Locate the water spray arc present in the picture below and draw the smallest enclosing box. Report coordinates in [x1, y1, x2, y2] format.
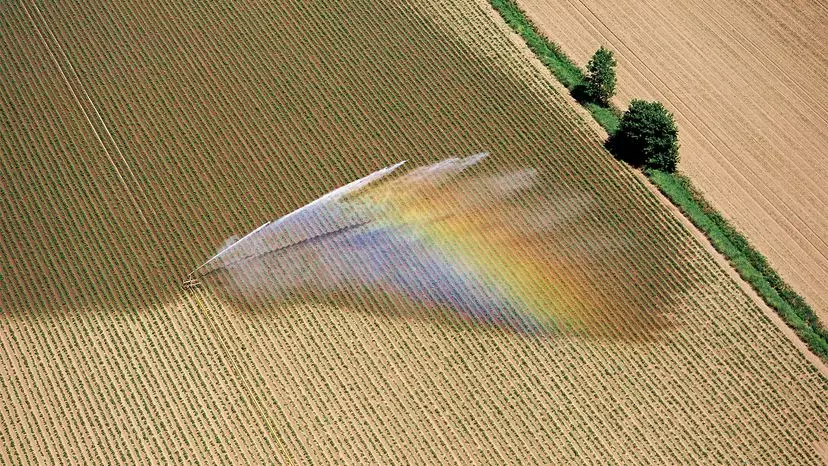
[183, 153, 649, 334]
[183, 160, 407, 290]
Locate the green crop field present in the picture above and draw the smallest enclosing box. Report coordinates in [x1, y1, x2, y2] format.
[1, 0, 826, 463]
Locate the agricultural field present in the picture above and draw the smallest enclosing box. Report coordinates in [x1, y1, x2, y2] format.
[1, 0, 827, 464]
[515, 0, 828, 325]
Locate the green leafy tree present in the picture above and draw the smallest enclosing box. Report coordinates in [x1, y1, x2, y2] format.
[607, 100, 679, 172]
[585, 47, 617, 105]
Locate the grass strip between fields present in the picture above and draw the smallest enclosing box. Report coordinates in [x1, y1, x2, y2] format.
[488, 0, 828, 361]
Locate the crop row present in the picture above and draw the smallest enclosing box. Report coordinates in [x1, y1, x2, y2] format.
[1, 0, 826, 463]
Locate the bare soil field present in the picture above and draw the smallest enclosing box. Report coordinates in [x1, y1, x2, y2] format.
[1, 0, 826, 463]
[516, 0, 828, 325]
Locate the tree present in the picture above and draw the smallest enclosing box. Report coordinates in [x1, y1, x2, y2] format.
[607, 100, 679, 172]
[585, 47, 617, 105]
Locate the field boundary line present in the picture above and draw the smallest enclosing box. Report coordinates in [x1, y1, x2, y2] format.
[561, 0, 828, 264]
[21, 1, 156, 232]
[189, 290, 296, 465]
[556, 0, 828, 350]
[485, 0, 828, 366]
[636, 171, 828, 378]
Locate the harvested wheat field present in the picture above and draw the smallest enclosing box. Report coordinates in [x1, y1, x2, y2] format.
[1, 0, 826, 463]
[516, 0, 828, 324]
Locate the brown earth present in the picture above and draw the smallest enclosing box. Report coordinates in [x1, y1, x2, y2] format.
[516, 0, 828, 325]
[1, 0, 826, 463]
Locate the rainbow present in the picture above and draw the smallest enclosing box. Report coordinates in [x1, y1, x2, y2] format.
[195, 154, 592, 332]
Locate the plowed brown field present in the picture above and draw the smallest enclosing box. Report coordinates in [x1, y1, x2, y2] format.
[1, 0, 826, 463]
[516, 0, 828, 324]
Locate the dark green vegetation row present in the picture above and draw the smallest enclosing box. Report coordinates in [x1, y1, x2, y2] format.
[647, 171, 828, 359]
[488, 0, 828, 360]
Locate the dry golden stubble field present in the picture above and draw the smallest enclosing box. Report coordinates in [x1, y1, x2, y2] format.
[516, 0, 828, 325]
[1, 0, 826, 463]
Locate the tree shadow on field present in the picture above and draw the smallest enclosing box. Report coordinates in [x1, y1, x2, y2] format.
[570, 83, 592, 106]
